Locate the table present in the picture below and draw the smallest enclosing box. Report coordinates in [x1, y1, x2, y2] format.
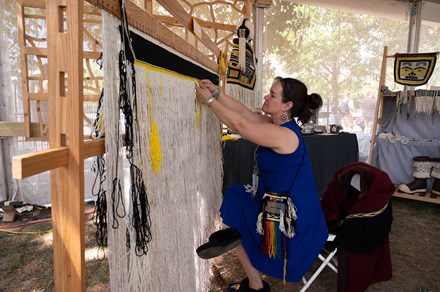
[222, 133, 359, 196]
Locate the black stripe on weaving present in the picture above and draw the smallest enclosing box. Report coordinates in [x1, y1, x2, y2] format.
[129, 30, 219, 85]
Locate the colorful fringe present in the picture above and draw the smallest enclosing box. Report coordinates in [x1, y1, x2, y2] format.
[257, 192, 297, 284]
[261, 220, 285, 258]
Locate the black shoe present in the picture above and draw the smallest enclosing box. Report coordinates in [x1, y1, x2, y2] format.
[397, 178, 427, 194]
[228, 278, 270, 292]
[196, 228, 241, 259]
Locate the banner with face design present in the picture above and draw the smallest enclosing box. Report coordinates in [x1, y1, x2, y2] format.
[394, 52, 437, 86]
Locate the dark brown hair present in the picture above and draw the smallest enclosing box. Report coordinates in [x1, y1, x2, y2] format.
[275, 77, 323, 124]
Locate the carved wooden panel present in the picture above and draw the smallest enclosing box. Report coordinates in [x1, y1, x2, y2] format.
[16, 0, 103, 138]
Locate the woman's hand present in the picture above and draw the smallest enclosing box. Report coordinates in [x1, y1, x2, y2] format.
[199, 79, 219, 97]
[195, 83, 213, 105]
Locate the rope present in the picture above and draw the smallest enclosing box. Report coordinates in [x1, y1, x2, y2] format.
[115, 0, 152, 256]
[91, 154, 108, 248]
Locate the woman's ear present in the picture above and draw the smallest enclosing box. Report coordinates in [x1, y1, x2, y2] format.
[284, 101, 293, 111]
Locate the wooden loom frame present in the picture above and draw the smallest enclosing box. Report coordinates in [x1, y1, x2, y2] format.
[8, 0, 266, 290]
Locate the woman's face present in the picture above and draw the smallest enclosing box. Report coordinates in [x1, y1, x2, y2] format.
[262, 81, 284, 115]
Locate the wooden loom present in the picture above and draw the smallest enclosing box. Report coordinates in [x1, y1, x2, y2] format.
[7, 0, 269, 290]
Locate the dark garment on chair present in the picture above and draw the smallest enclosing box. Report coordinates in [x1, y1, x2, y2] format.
[320, 162, 396, 292]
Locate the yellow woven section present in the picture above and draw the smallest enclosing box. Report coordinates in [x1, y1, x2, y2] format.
[196, 103, 202, 130]
[149, 121, 162, 174]
[146, 70, 162, 174]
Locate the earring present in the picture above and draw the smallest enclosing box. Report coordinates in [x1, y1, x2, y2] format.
[281, 112, 288, 122]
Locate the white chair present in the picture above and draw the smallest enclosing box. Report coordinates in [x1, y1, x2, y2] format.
[300, 234, 338, 292]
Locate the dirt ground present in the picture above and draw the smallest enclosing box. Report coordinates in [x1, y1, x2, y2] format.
[0, 197, 439, 291]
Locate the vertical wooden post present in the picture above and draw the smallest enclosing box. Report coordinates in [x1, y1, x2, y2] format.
[144, 0, 153, 13]
[16, 2, 32, 137]
[47, 0, 85, 290]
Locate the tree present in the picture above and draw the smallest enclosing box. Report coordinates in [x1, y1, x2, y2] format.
[263, 0, 408, 109]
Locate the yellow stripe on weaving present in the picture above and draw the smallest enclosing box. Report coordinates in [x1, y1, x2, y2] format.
[135, 60, 203, 131]
[145, 69, 162, 174]
[135, 60, 200, 83]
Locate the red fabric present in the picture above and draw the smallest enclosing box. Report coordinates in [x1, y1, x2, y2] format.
[320, 162, 396, 292]
[338, 237, 392, 292]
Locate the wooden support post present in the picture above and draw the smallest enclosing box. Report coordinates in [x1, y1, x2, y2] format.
[47, 0, 85, 290]
[16, 1, 32, 137]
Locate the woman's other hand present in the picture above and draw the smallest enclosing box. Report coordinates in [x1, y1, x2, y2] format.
[199, 79, 219, 97]
[195, 83, 212, 105]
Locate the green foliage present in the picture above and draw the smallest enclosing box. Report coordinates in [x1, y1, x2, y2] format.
[263, 0, 409, 106]
[2, 1, 20, 82]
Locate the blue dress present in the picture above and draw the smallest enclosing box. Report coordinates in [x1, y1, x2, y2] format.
[220, 120, 328, 282]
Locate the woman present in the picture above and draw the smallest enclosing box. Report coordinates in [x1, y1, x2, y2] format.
[195, 77, 328, 291]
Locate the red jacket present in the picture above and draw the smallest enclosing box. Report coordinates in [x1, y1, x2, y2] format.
[321, 162, 396, 292]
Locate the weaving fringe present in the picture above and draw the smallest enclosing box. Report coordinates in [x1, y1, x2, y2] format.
[415, 95, 434, 115]
[225, 83, 256, 109]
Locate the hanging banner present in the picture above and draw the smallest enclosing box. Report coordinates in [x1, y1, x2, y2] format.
[394, 52, 437, 86]
[226, 39, 256, 90]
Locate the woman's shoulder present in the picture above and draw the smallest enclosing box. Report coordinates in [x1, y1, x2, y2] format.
[282, 120, 300, 132]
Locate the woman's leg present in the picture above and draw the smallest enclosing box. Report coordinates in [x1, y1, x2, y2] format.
[235, 244, 264, 290]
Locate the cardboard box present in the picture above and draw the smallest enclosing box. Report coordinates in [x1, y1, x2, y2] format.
[2, 205, 16, 222]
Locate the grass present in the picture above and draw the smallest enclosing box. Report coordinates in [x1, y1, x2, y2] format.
[0, 205, 109, 291]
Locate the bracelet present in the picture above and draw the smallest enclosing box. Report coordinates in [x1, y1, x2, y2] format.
[213, 87, 221, 99]
[206, 97, 215, 107]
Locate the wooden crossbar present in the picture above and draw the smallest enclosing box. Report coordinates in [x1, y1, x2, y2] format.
[12, 147, 69, 179]
[0, 122, 45, 137]
[11, 138, 105, 180]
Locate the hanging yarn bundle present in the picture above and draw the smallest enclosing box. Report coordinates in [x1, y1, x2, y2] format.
[91, 153, 108, 255]
[114, 0, 152, 256]
[91, 75, 108, 252]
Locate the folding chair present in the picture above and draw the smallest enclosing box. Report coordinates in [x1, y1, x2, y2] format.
[300, 233, 338, 291]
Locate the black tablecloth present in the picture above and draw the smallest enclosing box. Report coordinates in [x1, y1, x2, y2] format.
[222, 134, 359, 196]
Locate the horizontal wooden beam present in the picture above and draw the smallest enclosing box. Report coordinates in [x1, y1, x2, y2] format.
[17, 0, 45, 9]
[87, 0, 218, 73]
[83, 138, 105, 158]
[0, 122, 44, 137]
[154, 15, 236, 32]
[12, 147, 69, 179]
[22, 46, 48, 57]
[155, 0, 221, 57]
